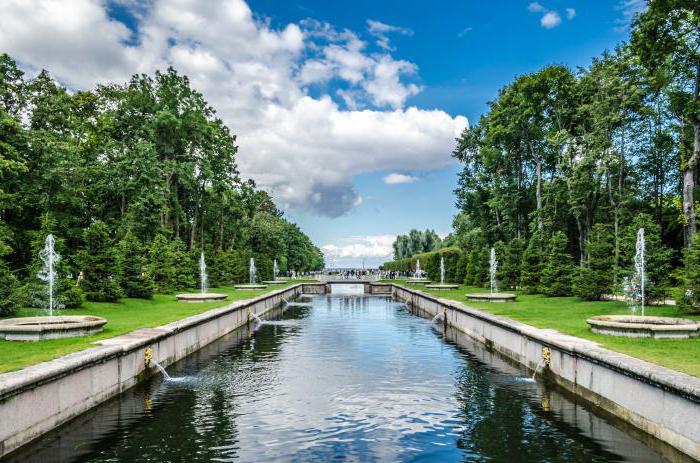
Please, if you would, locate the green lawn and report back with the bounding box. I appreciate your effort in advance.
[391,280,700,378]
[0,283,299,374]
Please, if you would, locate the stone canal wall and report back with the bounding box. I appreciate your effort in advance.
[0,285,304,458]
[392,284,700,461]
[2,283,700,460]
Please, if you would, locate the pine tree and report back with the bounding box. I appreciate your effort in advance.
[541,231,574,297]
[147,235,196,292]
[117,232,154,299]
[78,221,121,302]
[0,238,18,316]
[520,231,546,293]
[678,233,700,308]
[500,238,524,290]
[465,247,488,286]
[574,224,614,300]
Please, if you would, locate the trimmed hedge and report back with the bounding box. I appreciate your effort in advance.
[381,247,463,283]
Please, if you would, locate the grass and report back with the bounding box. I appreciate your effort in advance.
[388,280,700,378]
[0,282,300,374]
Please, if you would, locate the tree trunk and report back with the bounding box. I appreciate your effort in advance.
[687,60,700,246]
[530,143,543,231]
[685,132,699,246]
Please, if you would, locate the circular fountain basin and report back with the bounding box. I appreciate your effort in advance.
[406,279,431,285]
[587,315,700,339]
[176,293,228,303]
[234,284,268,290]
[262,280,287,285]
[466,293,516,303]
[425,284,459,290]
[0,316,107,341]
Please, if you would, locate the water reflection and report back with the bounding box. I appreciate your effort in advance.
[3,296,688,462]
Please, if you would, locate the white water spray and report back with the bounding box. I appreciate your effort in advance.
[199,252,208,294]
[273,259,279,280]
[37,234,60,316]
[440,256,445,285]
[489,248,498,295]
[153,360,171,380]
[415,259,422,278]
[634,228,645,318]
[249,258,257,285]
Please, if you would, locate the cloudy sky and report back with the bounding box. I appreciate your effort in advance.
[0,0,643,267]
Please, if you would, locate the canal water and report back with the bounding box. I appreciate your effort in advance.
[4,290,688,462]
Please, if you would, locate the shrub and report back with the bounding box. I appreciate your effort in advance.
[382,247,464,283]
[59,283,85,309]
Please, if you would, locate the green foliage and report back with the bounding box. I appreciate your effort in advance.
[520,231,546,293]
[381,247,463,283]
[78,221,121,302]
[541,232,574,297]
[620,214,673,302]
[117,232,154,299]
[0,55,323,305]
[464,247,489,286]
[59,282,84,309]
[574,224,615,300]
[0,253,18,316]
[678,232,700,307]
[500,238,524,290]
[147,234,196,293]
[392,229,442,260]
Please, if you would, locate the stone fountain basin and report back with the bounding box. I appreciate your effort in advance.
[406,279,431,285]
[587,315,700,339]
[0,316,107,341]
[466,293,517,303]
[425,284,459,290]
[234,284,268,290]
[176,293,228,303]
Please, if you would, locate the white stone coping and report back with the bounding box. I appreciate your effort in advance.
[0,284,302,401]
[394,284,700,402]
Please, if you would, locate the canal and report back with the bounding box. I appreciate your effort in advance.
[4,289,686,462]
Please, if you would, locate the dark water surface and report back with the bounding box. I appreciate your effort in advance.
[4,290,688,462]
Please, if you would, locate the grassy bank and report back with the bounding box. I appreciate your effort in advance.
[393,281,700,377]
[0,283,299,374]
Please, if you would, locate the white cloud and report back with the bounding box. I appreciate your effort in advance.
[614,0,647,32]
[541,11,562,29]
[527,3,566,29]
[383,173,418,185]
[527,2,547,13]
[322,235,395,267]
[457,26,473,38]
[366,19,413,51]
[0,0,467,217]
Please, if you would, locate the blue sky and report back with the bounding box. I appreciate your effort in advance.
[246,0,640,265]
[0,0,643,267]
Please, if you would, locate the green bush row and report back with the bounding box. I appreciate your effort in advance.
[381,247,464,283]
